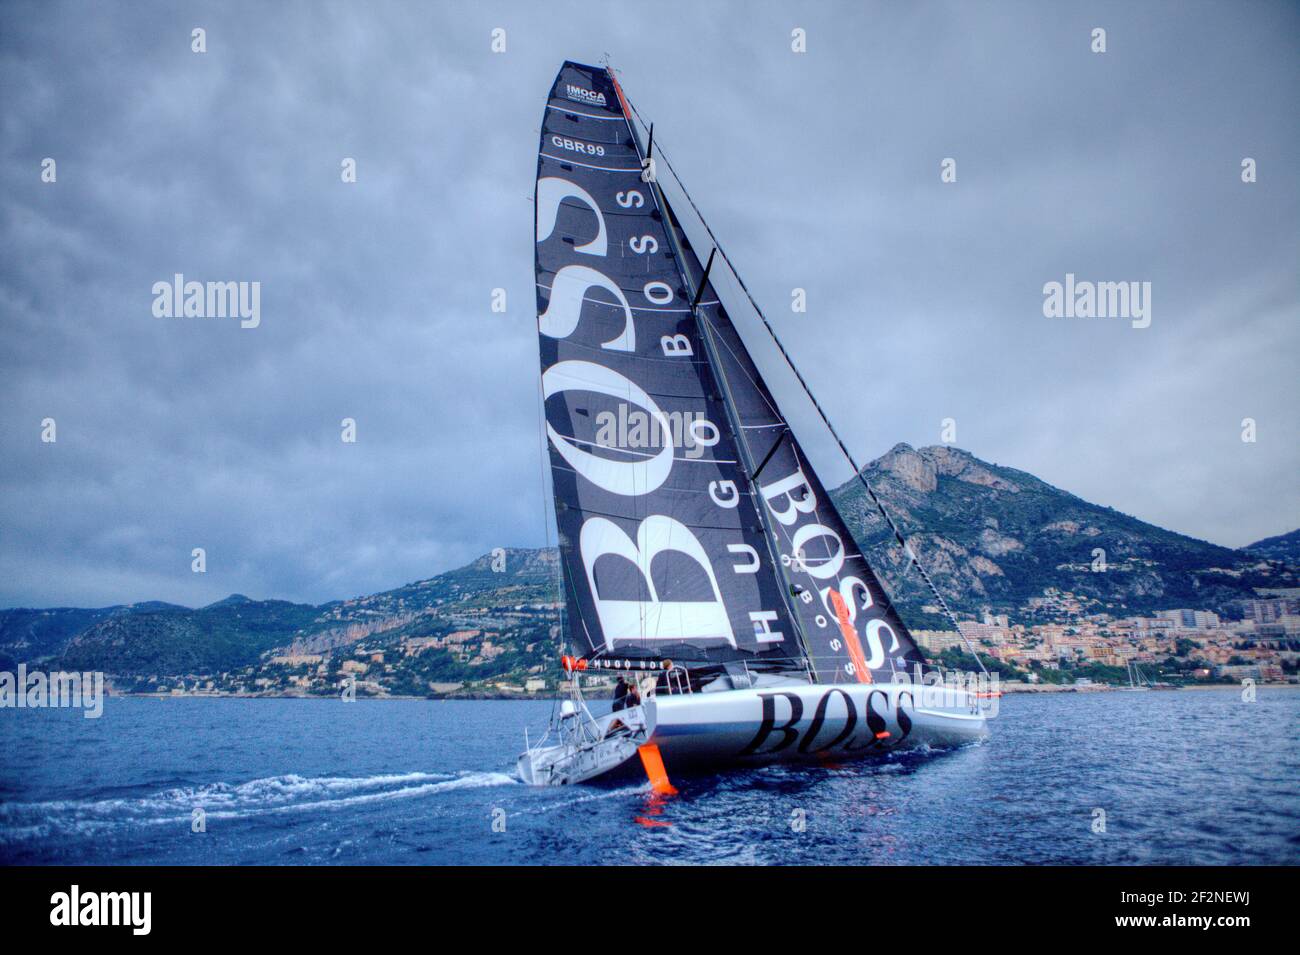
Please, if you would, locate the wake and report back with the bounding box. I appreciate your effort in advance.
[0,769,517,843]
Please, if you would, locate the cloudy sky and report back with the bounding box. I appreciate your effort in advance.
[2,1,1296,609]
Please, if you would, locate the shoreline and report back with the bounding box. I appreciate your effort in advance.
[99,681,1300,701]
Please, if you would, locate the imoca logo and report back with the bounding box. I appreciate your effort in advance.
[565,83,606,106]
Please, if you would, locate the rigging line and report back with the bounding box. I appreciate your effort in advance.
[535,375,571,663]
[698,297,784,421]
[698,312,860,560]
[698,313,836,557]
[750,428,788,481]
[564,556,599,659]
[626,97,987,677]
[533,158,568,666]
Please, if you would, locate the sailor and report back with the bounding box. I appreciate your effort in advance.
[612,676,630,711]
[625,678,641,708]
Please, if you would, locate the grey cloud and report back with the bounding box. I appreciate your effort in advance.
[1,0,1295,607]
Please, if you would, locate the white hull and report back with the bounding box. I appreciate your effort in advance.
[518,681,989,786]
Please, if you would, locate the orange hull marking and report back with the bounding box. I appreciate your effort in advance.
[637,743,678,796]
[829,589,872,684]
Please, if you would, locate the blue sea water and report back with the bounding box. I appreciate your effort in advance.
[0,688,1296,865]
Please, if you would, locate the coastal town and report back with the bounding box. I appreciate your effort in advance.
[918,591,1299,687]
[97,590,1300,699]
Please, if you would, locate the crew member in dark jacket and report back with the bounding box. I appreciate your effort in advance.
[612,676,630,711]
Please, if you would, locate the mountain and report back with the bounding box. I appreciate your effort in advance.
[59,598,321,676]
[1,448,1291,689]
[1242,529,1300,564]
[0,606,120,663]
[2,548,564,692]
[280,547,559,657]
[830,444,1297,621]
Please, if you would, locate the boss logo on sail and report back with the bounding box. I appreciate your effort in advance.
[565,84,607,106]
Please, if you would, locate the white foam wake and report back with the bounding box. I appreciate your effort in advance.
[0,770,518,843]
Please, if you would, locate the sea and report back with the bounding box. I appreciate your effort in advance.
[1,688,1296,865]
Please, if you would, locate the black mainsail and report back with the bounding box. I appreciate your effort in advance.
[534,61,924,684]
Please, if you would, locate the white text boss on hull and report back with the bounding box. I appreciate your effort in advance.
[520,61,992,788]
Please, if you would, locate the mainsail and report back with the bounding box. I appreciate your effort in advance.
[534,61,924,683]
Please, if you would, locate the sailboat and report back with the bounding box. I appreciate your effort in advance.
[1120,659,1152,691]
[519,61,993,789]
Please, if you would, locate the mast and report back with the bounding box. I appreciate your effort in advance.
[606,65,816,681]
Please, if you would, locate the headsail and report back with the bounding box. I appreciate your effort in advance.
[664,188,926,682]
[619,68,929,684]
[534,62,803,673]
